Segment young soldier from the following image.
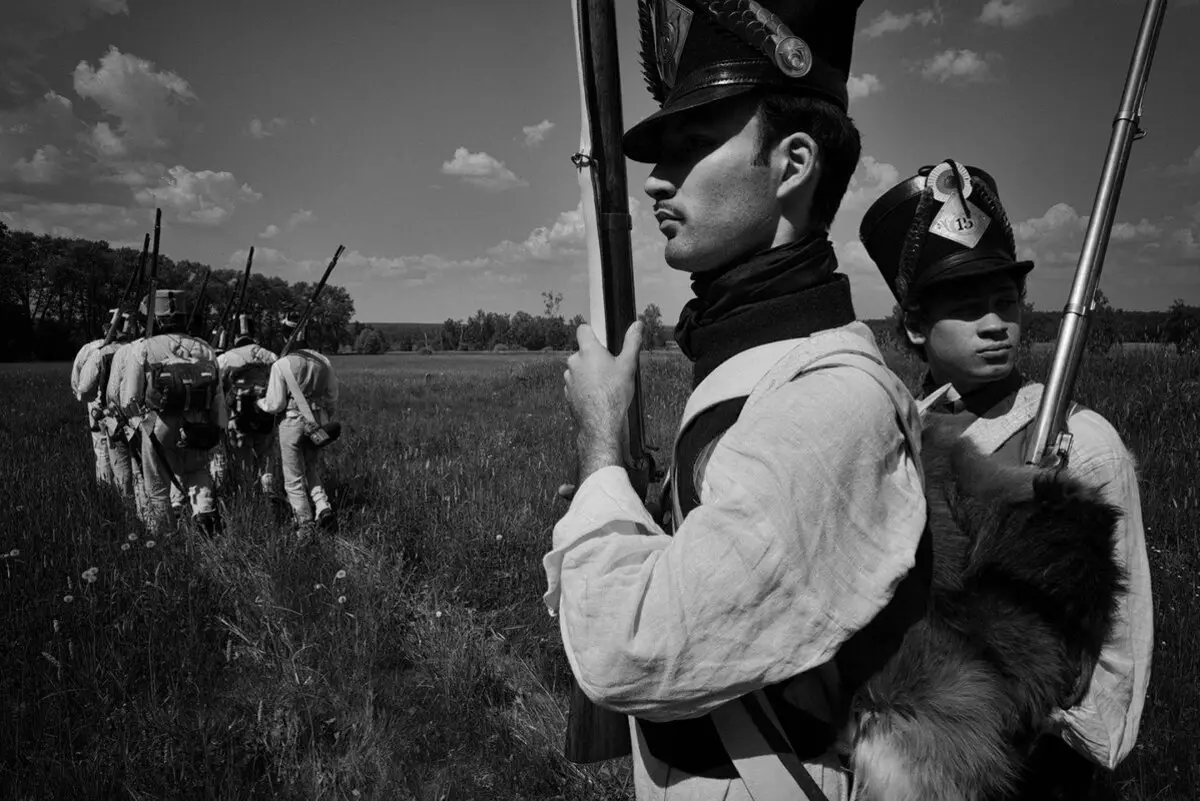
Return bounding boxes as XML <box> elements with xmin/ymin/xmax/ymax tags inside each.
<box><xmin>546</xmin><ymin>1</ymin><xmax>930</xmax><ymax>798</ymax></box>
<box><xmin>114</xmin><ymin>290</ymin><xmax>227</xmax><ymax>536</ymax></box>
<box><xmin>257</xmin><ymin>317</ymin><xmax>339</xmax><ymax>536</ymax></box>
<box><xmin>212</xmin><ymin>314</ymin><xmax>279</xmax><ymax>496</ymax></box>
<box><xmin>77</xmin><ymin>312</ymin><xmax>140</xmax><ymax>500</ymax></box>
<box><xmin>70</xmin><ymin>322</ymin><xmax>117</xmax><ymax>488</ymax></box>
<box><xmin>859</xmin><ymin>160</ymin><xmax>1153</xmax><ymax>797</ymax></box>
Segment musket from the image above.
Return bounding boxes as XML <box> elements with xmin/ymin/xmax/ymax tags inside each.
<box><xmin>1024</xmin><ymin>0</ymin><xmax>1169</xmax><ymax>468</ymax></box>
<box><xmin>279</xmin><ymin>244</ymin><xmax>345</xmax><ymax>357</ymax></box>
<box><xmin>215</xmin><ymin>247</ymin><xmax>254</xmax><ymax>350</ymax></box>
<box><xmin>186</xmin><ymin>268</ymin><xmax>211</xmax><ymax>338</ymax></box>
<box><xmin>101</xmin><ymin>233</ymin><xmax>149</xmax><ymax>347</ymax></box>
<box><xmin>562</xmin><ymin>0</ymin><xmax>653</xmax><ymax>764</ymax></box>
<box><xmin>143</xmin><ymin>209</ymin><xmax>162</xmax><ymax>340</ymax></box>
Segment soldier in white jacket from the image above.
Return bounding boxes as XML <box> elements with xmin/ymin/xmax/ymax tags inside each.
<box><xmin>860</xmin><ymin>160</ymin><xmax>1154</xmax><ymax>797</ymax></box>
<box><xmin>212</xmin><ymin>315</ymin><xmax>279</xmax><ymax>496</ymax></box>
<box><xmin>547</xmin><ymin>2</ymin><xmax>930</xmax><ymax>799</ymax></box>
<box><xmin>77</xmin><ymin>312</ymin><xmax>139</xmax><ymax>499</ymax></box>
<box><xmin>70</xmin><ymin>325</ymin><xmax>115</xmax><ymax>488</ymax></box>
<box><xmin>257</xmin><ymin>318</ymin><xmax>339</xmax><ymax>535</ymax></box>
<box><xmin>114</xmin><ymin>290</ymin><xmax>227</xmax><ymax>536</ymax></box>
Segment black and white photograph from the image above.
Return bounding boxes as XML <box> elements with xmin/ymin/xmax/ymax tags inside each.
<box><xmin>1</xmin><ymin>0</ymin><xmax>1196</xmax><ymax>798</ymax></box>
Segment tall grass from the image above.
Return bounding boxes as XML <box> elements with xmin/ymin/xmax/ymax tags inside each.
<box><xmin>0</xmin><ymin>347</ymin><xmax>1194</xmax><ymax>799</ymax></box>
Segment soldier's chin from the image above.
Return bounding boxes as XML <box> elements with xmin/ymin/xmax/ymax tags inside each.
<box><xmin>664</xmin><ymin>240</ymin><xmax>722</xmax><ymax>275</ymax></box>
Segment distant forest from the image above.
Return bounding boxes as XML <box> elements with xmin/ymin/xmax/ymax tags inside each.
<box><xmin>0</xmin><ymin>221</ymin><xmax>354</xmax><ymax>361</ymax></box>
<box><xmin>3</xmin><ymin>222</ymin><xmax>1198</xmax><ymax>360</ymax></box>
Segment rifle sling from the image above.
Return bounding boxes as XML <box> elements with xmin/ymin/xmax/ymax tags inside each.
<box><xmin>279</xmin><ymin>358</ymin><xmax>321</xmax><ymax>426</ymax></box>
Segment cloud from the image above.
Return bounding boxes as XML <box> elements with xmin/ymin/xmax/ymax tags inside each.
<box><xmin>1165</xmin><ymin>145</ymin><xmax>1200</xmax><ymax>178</ymax></box>
<box><xmin>979</xmin><ymin>0</ymin><xmax>1072</xmax><ymax>28</ymax></box>
<box><xmin>847</xmin><ymin>74</ymin><xmax>883</xmax><ymax>101</ymax></box>
<box><xmin>133</xmin><ymin>165</ymin><xmax>261</xmax><ymax>226</ymax></box>
<box><xmin>440</xmin><ymin>147</ymin><xmax>528</xmax><ymax>192</ymax></box>
<box><xmin>13</xmin><ymin>145</ymin><xmax>63</xmax><ymax>184</ymax></box>
<box><xmin>920</xmin><ymin>49</ymin><xmax>999</xmax><ymax>84</ymax></box>
<box><xmin>73</xmin><ymin>46</ymin><xmax>196</xmax><ymax>154</ymax></box>
<box><xmin>257</xmin><ymin>209</ymin><xmax>317</xmax><ymax>240</ymax></box>
<box><xmin>87</xmin><ymin>121</ymin><xmax>126</xmax><ymax>157</ymax></box>
<box><xmin>286</xmin><ymin>208</ymin><xmax>316</xmax><ymax>229</ymax></box>
<box><xmin>0</xmin><ymin>0</ymin><xmax>130</xmax><ymax>109</ymax></box>
<box><xmin>859</xmin><ymin>8</ymin><xmax>939</xmax><ymax>38</ymax></box>
<box><xmin>0</xmin><ymin>191</ymin><xmax>142</xmax><ymax>241</ymax></box>
<box><xmin>1014</xmin><ymin>202</ymin><xmax>1172</xmax><ymax>266</ymax></box>
<box><xmin>842</xmin><ymin>156</ymin><xmax>901</xmax><ymax>214</ymax></box>
<box><xmin>522</xmin><ymin>119</ymin><xmax>555</xmax><ymax>147</ymax></box>
<box><xmin>248</xmin><ymin>116</ymin><xmax>288</xmax><ymax>139</ymax></box>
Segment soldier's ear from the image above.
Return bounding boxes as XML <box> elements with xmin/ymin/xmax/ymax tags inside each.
<box><xmin>904</xmin><ymin>318</ymin><xmax>927</xmax><ymax>347</ymax></box>
<box><xmin>775</xmin><ymin>131</ymin><xmax>819</xmax><ymax>206</ymax></box>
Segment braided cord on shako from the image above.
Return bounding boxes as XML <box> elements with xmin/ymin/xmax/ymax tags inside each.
<box><xmin>969</xmin><ymin>177</ymin><xmax>1018</xmax><ymax>254</ymax></box>
<box><xmin>895</xmin><ymin>188</ymin><xmax>938</xmax><ymax>304</ymax></box>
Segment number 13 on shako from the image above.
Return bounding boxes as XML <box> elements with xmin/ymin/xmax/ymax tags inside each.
<box><xmin>927</xmin><ymin>160</ymin><xmax>992</xmax><ymax>248</ymax></box>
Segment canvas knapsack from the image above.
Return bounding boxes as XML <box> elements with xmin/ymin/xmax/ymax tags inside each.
<box><xmin>227</xmin><ymin>362</ymin><xmax>275</xmax><ymax>435</ymax></box>
<box><xmin>146</xmin><ymin>358</ymin><xmax>219</xmax><ymax>414</ymax></box>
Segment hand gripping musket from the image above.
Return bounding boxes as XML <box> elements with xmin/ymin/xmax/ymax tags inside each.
<box><xmin>143</xmin><ymin>209</ymin><xmax>163</xmax><ymax>340</ymax></box>
<box><xmin>279</xmin><ymin>244</ymin><xmax>345</xmax><ymax>358</ymax></box>
<box><xmin>215</xmin><ymin>247</ymin><xmax>255</xmax><ymax>351</ymax></box>
<box><xmin>101</xmin><ymin>233</ymin><xmax>150</xmax><ymax>347</ymax></box>
<box><xmin>186</xmin><ymin>268</ymin><xmax>211</xmax><ymax>338</ymax></box>
<box><xmin>1024</xmin><ymin>0</ymin><xmax>1169</xmax><ymax>468</ymax></box>
<box><xmin>563</xmin><ymin>0</ymin><xmax>656</xmax><ymax>764</ymax></box>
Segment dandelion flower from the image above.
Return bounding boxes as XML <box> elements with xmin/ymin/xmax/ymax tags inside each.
<box><xmin>496</xmin><ymin>535</ymin><xmax>503</xmax><ymax>541</ymax></box>
<box><xmin>127</xmin><ymin>533</ymin><xmax>138</xmax><ymax>542</ymax></box>
<box><xmin>121</xmin><ymin>543</ymin><xmax>130</xmax><ymax>552</ymax></box>
<box><xmin>435</xmin><ymin>610</ymin><xmax>442</xmax><ymax>618</ymax></box>
<box><xmin>337</xmin><ymin>595</ymin><xmax>347</xmax><ymax>604</ymax></box>
<box><xmin>314</xmin><ymin>583</ymin><xmax>325</xmax><ymax>590</ymax></box>
<box><xmin>9</xmin><ymin>549</ymin><xmax>18</xmax><ymax>557</ymax></box>
<box><xmin>145</xmin><ymin>540</ymin><xmax>155</xmax><ymax>549</ymax></box>
<box><xmin>81</xmin><ymin>567</ymin><xmax>98</xmax><ymax>584</ymax></box>
<box><xmin>334</xmin><ymin>569</ymin><xmax>347</xmax><ymax>581</ymax></box>
<box><xmin>63</xmin><ymin>595</ymin><xmax>74</xmax><ymax>603</ymax></box>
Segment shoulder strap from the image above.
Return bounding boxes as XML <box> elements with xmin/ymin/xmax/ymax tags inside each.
<box><xmin>689</xmin><ymin>340</ymin><xmax>920</xmax><ymax>801</ymax></box>
<box><xmin>279</xmin><ymin>358</ymin><xmax>318</xmax><ymax>425</ymax></box>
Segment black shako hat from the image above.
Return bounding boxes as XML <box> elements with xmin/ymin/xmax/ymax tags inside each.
<box><xmin>859</xmin><ymin>160</ymin><xmax>1034</xmax><ymax>307</ymax></box>
<box><xmin>623</xmin><ymin>0</ymin><xmax>865</xmax><ymax>163</ymax></box>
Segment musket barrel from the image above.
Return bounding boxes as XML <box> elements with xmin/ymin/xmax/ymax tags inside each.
<box><xmin>1024</xmin><ymin>0</ymin><xmax>1168</xmax><ymax>467</ymax></box>
<box><xmin>144</xmin><ymin>209</ymin><xmax>162</xmax><ymax>340</ymax></box>
<box><xmin>102</xmin><ymin>233</ymin><xmax>150</xmax><ymax>346</ymax></box>
<box><xmin>577</xmin><ymin>0</ymin><xmax>650</xmax><ymax>482</ymax></box>
<box><xmin>279</xmin><ymin>244</ymin><xmax>344</xmax><ymax>356</ymax></box>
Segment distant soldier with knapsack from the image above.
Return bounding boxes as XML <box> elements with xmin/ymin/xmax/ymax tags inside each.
<box><xmin>78</xmin><ymin>311</ymin><xmax>140</xmax><ymax>500</ymax></box>
<box><xmin>257</xmin><ymin>316</ymin><xmax>340</xmax><ymax>536</ymax></box>
<box><xmin>114</xmin><ymin>289</ymin><xmax>227</xmax><ymax>536</ymax></box>
<box><xmin>70</xmin><ymin>322</ymin><xmax>118</xmax><ymax>489</ymax></box>
<box><xmin>214</xmin><ymin>314</ymin><xmax>279</xmax><ymax>496</ymax></box>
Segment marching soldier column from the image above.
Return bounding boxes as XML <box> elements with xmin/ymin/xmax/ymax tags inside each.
<box><xmin>69</xmin><ymin>212</ymin><xmax>344</xmax><ymax>541</ymax></box>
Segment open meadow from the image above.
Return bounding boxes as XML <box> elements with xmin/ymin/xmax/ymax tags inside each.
<box><xmin>1</xmin><ymin>347</ymin><xmax>1197</xmax><ymax>800</ymax></box>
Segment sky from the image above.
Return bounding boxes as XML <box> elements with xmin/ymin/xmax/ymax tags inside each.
<box><xmin>1</xmin><ymin>0</ymin><xmax>1198</xmax><ymax>324</ymax></box>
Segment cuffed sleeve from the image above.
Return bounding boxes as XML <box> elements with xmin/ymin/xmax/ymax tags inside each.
<box><xmin>544</xmin><ymin>367</ymin><xmax>926</xmax><ymax>722</ymax></box>
<box><xmin>1047</xmin><ymin>411</ymin><xmax>1153</xmax><ymax>769</ymax></box>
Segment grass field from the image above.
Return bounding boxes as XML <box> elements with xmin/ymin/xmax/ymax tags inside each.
<box><xmin>0</xmin><ymin>346</ymin><xmax>1196</xmax><ymax>799</ymax></box>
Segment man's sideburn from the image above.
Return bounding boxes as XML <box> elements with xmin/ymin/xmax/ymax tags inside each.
<box><xmin>647</xmin><ymin>99</ymin><xmax>782</xmax><ymax>274</ymax></box>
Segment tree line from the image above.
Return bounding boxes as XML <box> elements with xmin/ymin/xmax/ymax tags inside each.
<box><xmin>0</xmin><ymin>222</ymin><xmax>355</xmax><ymax>361</ymax></box>
<box><xmin>350</xmin><ymin>293</ymin><xmax>674</xmax><ymax>354</ymax></box>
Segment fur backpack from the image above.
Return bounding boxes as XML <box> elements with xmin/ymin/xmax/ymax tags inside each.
<box><xmin>847</xmin><ymin>413</ymin><xmax>1126</xmax><ymax>801</ymax></box>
